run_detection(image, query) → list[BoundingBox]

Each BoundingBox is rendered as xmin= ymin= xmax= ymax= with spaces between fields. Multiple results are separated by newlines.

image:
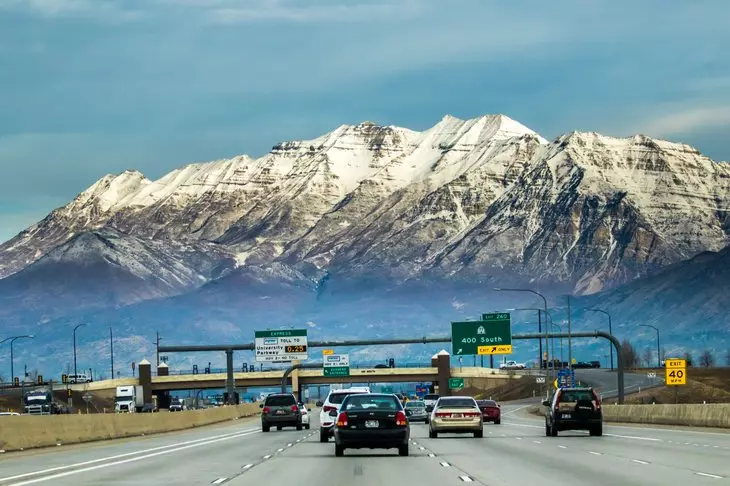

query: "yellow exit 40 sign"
xmin=665 ymin=358 xmax=687 ymax=386
xmin=477 ymin=345 xmax=513 ymax=355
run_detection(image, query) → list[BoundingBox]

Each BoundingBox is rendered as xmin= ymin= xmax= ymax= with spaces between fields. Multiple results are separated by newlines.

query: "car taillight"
xmin=323 ymin=405 xmax=337 ymax=413
xmin=465 ymin=412 xmax=482 ymax=417
xmin=291 ymin=405 xmax=299 ymax=412
xmin=395 ymin=411 xmax=407 ymax=426
xmin=435 ymin=412 xmax=451 ymax=418
xmin=593 ymin=394 xmax=601 ymax=410
xmin=262 ymin=407 xmax=270 ymax=414
xmin=336 ymin=412 xmax=348 ymax=427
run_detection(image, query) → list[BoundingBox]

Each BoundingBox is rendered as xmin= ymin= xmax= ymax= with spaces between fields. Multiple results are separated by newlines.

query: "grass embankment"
xmin=461 ymin=375 xmax=539 ymax=401
xmin=0 ymin=388 xmax=116 ymax=413
xmin=605 ymin=368 xmax=730 ymax=405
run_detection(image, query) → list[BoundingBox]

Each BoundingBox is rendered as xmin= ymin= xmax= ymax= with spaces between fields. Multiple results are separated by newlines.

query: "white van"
xmin=318 ymin=386 xmax=370 ymax=442
xmin=67 ymin=373 xmax=90 ymax=384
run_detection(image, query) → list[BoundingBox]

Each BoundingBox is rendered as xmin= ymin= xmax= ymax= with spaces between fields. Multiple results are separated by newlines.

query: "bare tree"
xmin=699 ymin=350 xmax=715 ymax=368
xmin=683 ymin=352 xmax=694 ymax=367
xmin=620 ymin=339 xmax=640 ymax=369
xmin=642 ymin=347 xmax=654 ymax=368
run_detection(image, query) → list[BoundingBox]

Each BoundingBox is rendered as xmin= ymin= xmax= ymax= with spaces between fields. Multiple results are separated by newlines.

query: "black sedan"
xmin=332 ymin=393 xmax=410 ymax=457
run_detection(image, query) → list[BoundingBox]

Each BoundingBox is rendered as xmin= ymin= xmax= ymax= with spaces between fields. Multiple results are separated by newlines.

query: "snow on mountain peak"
xmin=75 ymin=169 xmax=151 ymax=212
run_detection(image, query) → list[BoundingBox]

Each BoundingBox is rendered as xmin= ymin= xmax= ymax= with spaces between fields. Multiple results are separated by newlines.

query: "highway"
xmin=2 ymin=404 xmax=728 ymax=485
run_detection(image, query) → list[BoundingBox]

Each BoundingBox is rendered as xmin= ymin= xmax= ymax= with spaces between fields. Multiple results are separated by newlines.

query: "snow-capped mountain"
xmin=1 ymin=114 xmax=729 ymax=296
xmin=0 ymin=227 xmax=236 ymax=322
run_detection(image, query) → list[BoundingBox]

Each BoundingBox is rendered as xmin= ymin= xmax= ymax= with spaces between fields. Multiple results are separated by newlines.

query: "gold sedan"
xmin=428 ymin=396 xmax=484 ymax=438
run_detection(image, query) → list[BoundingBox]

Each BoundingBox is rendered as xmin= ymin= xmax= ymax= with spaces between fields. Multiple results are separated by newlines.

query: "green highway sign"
xmin=323 ymin=353 xmax=350 ymax=377
xmin=448 ymin=378 xmax=464 ymax=389
xmin=452 ymin=313 xmax=512 ymax=356
xmin=254 ymin=329 xmax=308 ymax=362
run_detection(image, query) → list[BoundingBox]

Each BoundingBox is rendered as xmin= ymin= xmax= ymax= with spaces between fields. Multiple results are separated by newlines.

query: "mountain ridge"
xmin=1 ymin=113 xmax=729 ymax=298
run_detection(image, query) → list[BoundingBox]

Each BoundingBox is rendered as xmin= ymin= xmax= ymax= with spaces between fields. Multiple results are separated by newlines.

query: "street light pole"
xmin=506 ymin=307 xmax=542 ymax=367
xmin=73 ymin=324 xmax=86 ymax=378
xmin=585 ymin=308 xmax=613 ymax=370
xmin=110 ymin=327 xmax=115 ymax=380
xmin=1 ymin=335 xmax=34 ymax=381
xmin=495 ymin=288 xmax=550 ymax=381
xmin=639 ymin=324 xmax=660 ymax=368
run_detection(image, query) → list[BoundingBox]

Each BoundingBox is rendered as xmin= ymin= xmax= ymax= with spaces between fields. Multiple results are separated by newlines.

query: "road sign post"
xmin=665 ymin=358 xmax=686 ymax=386
xmin=452 ymin=313 xmax=512 ymax=356
xmin=255 ymin=329 xmax=308 ymax=362
xmin=323 ymin=354 xmax=350 ymax=377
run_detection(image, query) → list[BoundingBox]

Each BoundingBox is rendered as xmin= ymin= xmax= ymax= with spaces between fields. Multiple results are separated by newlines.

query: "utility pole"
xmin=537 ymin=310 xmax=543 ymax=368
xmin=156 ymin=331 xmax=161 ymax=367
xmin=567 ymin=295 xmax=572 ymax=369
xmin=110 ymin=327 xmax=115 ymax=380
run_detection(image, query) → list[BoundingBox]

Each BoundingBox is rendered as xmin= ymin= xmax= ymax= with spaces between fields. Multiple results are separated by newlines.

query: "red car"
xmin=477 ymin=399 xmax=501 ymax=424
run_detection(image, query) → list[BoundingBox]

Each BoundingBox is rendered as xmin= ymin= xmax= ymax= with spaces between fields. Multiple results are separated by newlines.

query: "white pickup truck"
xmin=499 ymin=360 xmax=526 ymax=370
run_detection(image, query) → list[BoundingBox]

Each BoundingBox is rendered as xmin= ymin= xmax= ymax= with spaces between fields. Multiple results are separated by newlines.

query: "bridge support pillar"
xmin=291 ymin=360 xmax=300 ymax=401
xmin=225 ymin=349 xmax=235 ymax=405
xmin=138 ymin=359 xmax=153 ymax=405
xmin=437 ymin=353 xmax=451 ymax=396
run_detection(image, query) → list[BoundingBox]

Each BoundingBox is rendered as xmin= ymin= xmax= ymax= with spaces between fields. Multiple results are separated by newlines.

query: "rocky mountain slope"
xmin=0 ymin=227 xmax=236 ymax=323
xmin=1 ymin=114 xmax=729 ymax=297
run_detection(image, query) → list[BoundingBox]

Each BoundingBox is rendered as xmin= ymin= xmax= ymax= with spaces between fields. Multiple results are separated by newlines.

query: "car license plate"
xmin=365 ymin=420 xmax=379 ymax=428
xmin=275 ymin=410 xmax=285 ymax=415
xmin=561 ymin=413 xmax=571 ymax=419
xmin=453 ymin=413 xmax=463 ymax=418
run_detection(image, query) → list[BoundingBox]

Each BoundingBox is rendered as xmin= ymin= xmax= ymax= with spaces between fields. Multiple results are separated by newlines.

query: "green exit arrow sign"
xmin=451 ymin=313 xmax=512 ymax=356
xmin=448 ymin=378 xmax=464 ymax=389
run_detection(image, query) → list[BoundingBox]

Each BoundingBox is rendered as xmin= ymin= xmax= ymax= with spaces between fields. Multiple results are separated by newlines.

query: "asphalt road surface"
xmin=2 ymin=404 xmax=728 ymax=486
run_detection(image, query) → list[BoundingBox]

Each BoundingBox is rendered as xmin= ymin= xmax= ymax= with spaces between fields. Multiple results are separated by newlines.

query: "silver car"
xmin=404 ymin=400 xmax=429 ymax=422
xmin=428 ymin=396 xmax=484 ymax=438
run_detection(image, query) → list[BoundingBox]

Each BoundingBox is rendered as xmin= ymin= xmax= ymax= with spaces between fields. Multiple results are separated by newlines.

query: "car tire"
xmin=305 ymin=423 xmax=310 ymax=429
xmin=545 ymin=423 xmax=551 ymax=437
xmin=277 ymin=426 xmax=282 ymax=431
xmin=335 ymin=445 xmax=344 ymax=457
xmin=495 ymin=419 xmax=501 ymax=425
xmin=296 ymin=424 xmax=303 ymax=431
xmin=320 ymin=431 xmax=329 ymax=443
xmin=474 ymin=430 xmax=483 ymax=438
xmin=398 ymin=445 xmax=409 ymax=457
xmin=550 ymin=425 xmax=558 ymax=437
xmin=429 ymin=430 xmax=437 ymax=439
xmin=263 ymin=425 xmax=270 ymax=433
xmin=590 ymin=424 xmax=603 ymax=437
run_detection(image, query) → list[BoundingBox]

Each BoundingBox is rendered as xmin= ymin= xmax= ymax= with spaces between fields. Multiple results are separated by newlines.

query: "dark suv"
xmin=260 ymin=393 xmax=303 ymax=432
xmin=543 ymin=387 xmax=602 ymax=437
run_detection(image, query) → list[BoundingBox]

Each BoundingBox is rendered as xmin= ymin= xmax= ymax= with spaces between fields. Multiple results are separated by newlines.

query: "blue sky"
xmin=1 ymin=0 xmax=729 ymax=243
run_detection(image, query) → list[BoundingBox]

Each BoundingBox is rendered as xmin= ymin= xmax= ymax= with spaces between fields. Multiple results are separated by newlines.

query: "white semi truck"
xmin=115 ymin=385 xmax=144 ymax=413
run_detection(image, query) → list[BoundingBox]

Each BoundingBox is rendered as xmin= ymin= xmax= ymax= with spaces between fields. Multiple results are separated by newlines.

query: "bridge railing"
xmin=157 ymin=362 xmax=437 ymax=376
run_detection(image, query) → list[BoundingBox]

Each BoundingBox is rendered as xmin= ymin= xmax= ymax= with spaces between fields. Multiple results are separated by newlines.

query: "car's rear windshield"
xmin=437 ymin=398 xmax=476 ymax=408
xmin=424 ymin=394 xmax=439 ymax=400
xmin=265 ymin=395 xmax=296 ymax=406
xmin=328 ymin=391 xmax=367 ymax=404
xmin=405 ymin=401 xmax=425 ymax=408
xmin=477 ymin=400 xmax=497 ymax=407
xmin=560 ymin=390 xmax=595 ymax=402
xmin=343 ymin=395 xmax=400 ymax=410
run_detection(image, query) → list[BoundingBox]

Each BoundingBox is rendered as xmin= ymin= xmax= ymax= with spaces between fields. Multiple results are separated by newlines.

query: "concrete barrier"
xmin=602 ymin=403 xmax=730 ymax=428
xmin=0 ymin=403 xmax=261 ymax=452
xmin=529 ymin=403 xmax=730 ymax=428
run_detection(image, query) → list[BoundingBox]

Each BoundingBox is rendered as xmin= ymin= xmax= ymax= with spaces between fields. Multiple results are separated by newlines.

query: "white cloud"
xmin=636 ymin=106 xmax=730 ymax=138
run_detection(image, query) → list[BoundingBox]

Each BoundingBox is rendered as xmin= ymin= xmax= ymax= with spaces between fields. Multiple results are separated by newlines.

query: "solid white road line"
xmin=0 ymin=428 xmax=257 ymax=483
xmin=696 ymin=472 xmax=723 ymax=479
xmin=631 ymin=459 xmax=650 ymax=465
xmin=589 ymin=451 xmax=602 ymax=456
xmin=9 ymin=430 xmax=260 ymax=486
xmin=459 ymin=476 xmax=474 ymax=482
xmin=242 ymin=464 xmax=254 ymax=470
xmin=440 ymin=462 xmax=451 ymax=467
xmin=212 ymin=478 xmax=227 ymax=484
